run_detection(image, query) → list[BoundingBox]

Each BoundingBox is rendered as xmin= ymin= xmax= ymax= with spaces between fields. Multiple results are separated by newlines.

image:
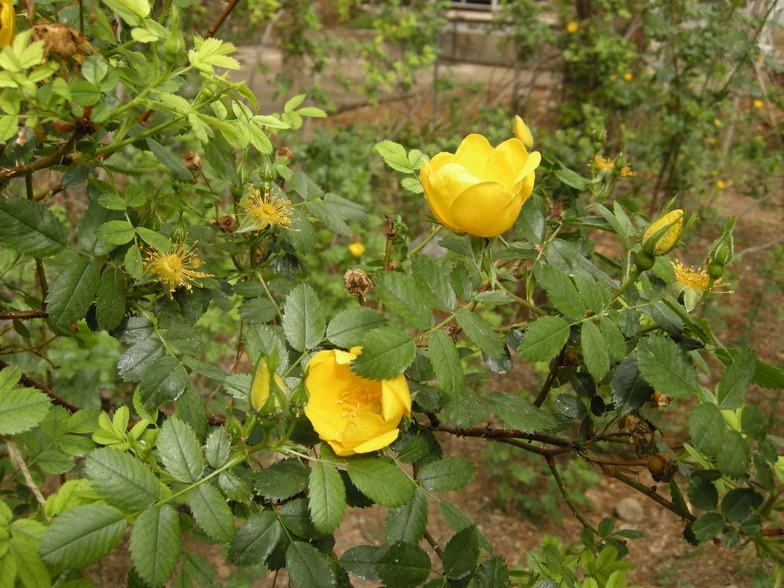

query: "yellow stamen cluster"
xmin=144 ymin=242 xmax=213 ymax=294
xmin=590 ymin=155 xmax=637 ymax=176
xmin=673 ymin=261 xmax=712 ymax=291
xmin=243 ymin=188 xmax=295 ymax=231
xmin=672 ymin=260 xmax=733 ymax=312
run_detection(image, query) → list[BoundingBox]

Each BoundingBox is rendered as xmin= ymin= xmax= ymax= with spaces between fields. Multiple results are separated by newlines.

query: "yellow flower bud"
xmin=0 ymin=0 xmax=15 ymax=47
xmin=642 ymin=209 xmax=684 ymax=256
xmin=753 ymin=99 xmax=764 ymax=110
xmin=304 ymin=348 xmax=411 ymax=456
xmin=513 ymin=115 xmax=534 ymax=149
xmin=623 ymin=72 xmax=633 ymax=82
xmin=420 ymin=133 xmax=541 ymax=238
xmin=716 ymin=180 xmax=726 ymax=190
xmin=348 ymin=242 xmax=365 ymax=258
xmin=566 ymin=22 xmax=579 ymax=34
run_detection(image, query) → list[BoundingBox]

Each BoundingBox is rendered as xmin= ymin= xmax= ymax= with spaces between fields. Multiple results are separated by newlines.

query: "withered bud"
xmin=32 ymin=22 xmax=91 ymax=61
xmin=649 ymin=391 xmax=672 ymax=408
xmin=184 ymin=151 xmax=203 ymax=172
xmin=619 ymin=414 xmax=656 ymax=455
xmin=215 ymin=214 xmax=236 ymax=233
xmin=343 ymin=269 xmax=373 ymax=298
xmin=276 ymin=146 xmax=294 ymax=160
xmin=647 ymin=452 xmax=678 ymax=482
xmin=51 ymin=119 xmax=76 ymax=134
xmin=444 ymin=325 xmax=460 ymax=343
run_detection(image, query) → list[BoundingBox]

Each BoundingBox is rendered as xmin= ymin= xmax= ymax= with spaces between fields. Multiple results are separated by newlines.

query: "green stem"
xmin=546 ymin=456 xmax=599 ymax=535
xmin=408 ymin=224 xmax=442 ymax=257
xmin=611 ymin=267 xmax=642 ymax=302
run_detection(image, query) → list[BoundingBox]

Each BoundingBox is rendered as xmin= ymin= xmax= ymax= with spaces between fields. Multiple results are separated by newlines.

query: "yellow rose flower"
xmin=642 ymin=209 xmax=684 ymax=256
xmin=419 ymin=133 xmax=541 ymax=238
xmin=0 ymin=0 xmax=15 ymax=47
xmin=304 ymin=347 xmax=411 ymax=456
xmin=348 ymin=242 xmax=365 ymax=258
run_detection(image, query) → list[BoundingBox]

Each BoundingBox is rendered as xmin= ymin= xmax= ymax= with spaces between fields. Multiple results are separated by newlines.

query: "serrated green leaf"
xmin=146 ymin=139 xmax=192 ymax=183
xmin=188 ymin=37 xmax=239 ymax=74
xmin=0 ymin=384 xmax=51 ymax=435
xmin=377 ymin=543 xmax=431 ymax=588
xmin=581 ymin=321 xmax=610 ymax=380
xmin=0 ymin=199 xmax=67 ymax=257
xmin=340 ymin=545 xmax=383 ymax=581
xmin=85 ymin=447 xmax=161 ymax=510
xmin=417 ymin=456 xmax=476 ymax=493
xmin=443 ymin=525 xmax=479 ymax=580
xmin=717 ymin=348 xmax=755 ymax=410
xmin=350 ymin=327 xmax=416 ymax=381
xmin=385 ymin=489 xmax=428 ymax=544
xmin=308 ymin=462 xmax=346 ymax=534
xmin=474 ymin=554 xmax=510 ymax=588
xmin=97 ymin=220 xmax=136 ymax=245
xmin=611 ymin=357 xmax=654 ymax=414
xmin=40 ymin=504 xmax=127 ymax=569
xmin=374 ymin=140 xmax=415 ymax=173
xmin=717 ymin=430 xmax=750 ymax=479
xmin=129 ymin=505 xmax=180 ymax=586
xmin=286 ymin=541 xmax=336 ymax=588
xmin=228 ymin=510 xmax=282 ymax=567
xmin=689 ymin=403 xmax=726 ymax=456
xmin=95 ymin=268 xmax=127 ymax=331
xmin=189 ymin=483 xmax=235 ymax=542
xmin=135 ymin=226 xmax=173 ymax=252
xmin=428 ymin=330 xmax=463 ymax=398
xmin=691 ymin=512 xmax=724 ymax=543
xmin=254 ymin=459 xmax=310 ymax=500
xmin=346 ymin=456 xmax=415 ymax=508
xmin=45 ymin=258 xmax=100 ymax=326
xmin=456 ymin=309 xmax=505 ymax=359
xmin=721 ymin=488 xmax=763 ymax=523
xmin=282 ymin=283 xmax=325 ymax=352
xmin=484 ymin=391 xmax=557 ymax=432
xmin=157 ymin=417 xmax=204 ymax=482
xmin=118 ymin=337 xmax=165 ymax=382
xmin=138 ymin=356 xmax=188 ymax=407
xmin=205 ymin=427 xmax=231 ymax=468
xmin=687 ymin=477 xmax=718 ymax=512
xmin=534 ymin=263 xmax=586 ymax=318
xmin=518 ymin=316 xmax=569 ymax=363
xmin=411 ymin=255 xmax=456 ymax=312
xmin=326 ymin=307 xmax=387 ymax=348
xmin=376 ymin=272 xmax=433 ymax=329
xmin=637 ymin=335 xmax=698 ymax=398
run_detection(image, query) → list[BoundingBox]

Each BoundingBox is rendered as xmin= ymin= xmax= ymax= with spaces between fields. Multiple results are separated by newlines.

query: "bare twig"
xmin=7 ymin=440 xmax=48 ymax=510
xmin=0 ymin=310 xmax=48 ymax=320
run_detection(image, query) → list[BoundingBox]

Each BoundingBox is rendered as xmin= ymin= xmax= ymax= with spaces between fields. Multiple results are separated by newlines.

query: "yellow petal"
xmin=514 ymin=116 xmax=534 ymax=149
xmin=451 ymin=134 xmax=494 ymax=176
xmin=513 ymin=151 xmax=541 ymax=186
xmin=426 ymin=151 xmax=456 ymax=176
xmin=422 ymin=162 xmax=482 ymax=230
xmin=449 ymin=181 xmax=521 ymax=238
xmin=341 ymin=413 xmax=394 ymax=452
xmin=250 ymin=360 xmax=270 ymax=411
xmin=381 ymin=376 xmax=411 ymax=422
xmin=0 ymin=0 xmax=15 ymax=48
xmin=484 ymin=138 xmax=530 ymax=191
xmin=351 ymin=429 xmax=401 ymax=454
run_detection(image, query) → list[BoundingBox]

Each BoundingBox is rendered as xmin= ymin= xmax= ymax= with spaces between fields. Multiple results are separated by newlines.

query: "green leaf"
xmin=376 ymin=272 xmax=433 ymax=330
xmin=417 ymin=456 xmax=476 ymax=493
xmin=517 ymin=316 xmax=569 ymax=363
xmin=45 ymin=258 xmax=100 ymax=326
xmin=135 ymin=226 xmax=173 ymax=252
xmin=411 ymin=255 xmax=456 ymax=312
xmin=340 ymin=545 xmax=384 ymax=581
xmin=581 ymin=321 xmax=610 ymax=380
xmin=717 ymin=430 xmax=750 ymax=479
xmin=721 ymin=488 xmax=763 ymax=523
xmin=376 ymin=543 xmax=431 ymax=588
xmin=254 ymin=459 xmax=310 ymax=500
xmin=286 ymin=541 xmax=336 ymax=588
xmin=374 ymin=140 xmax=417 ymax=173
xmin=689 ymin=403 xmax=726 ymax=456
xmin=129 ymin=505 xmax=180 ymax=586
xmin=428 ymin=330 xmax=464 ymax=398
xmin=385 ymin=489 xmax=428 ymax=544
xmin=691 ymin=512 xmax=725 ymax=543
xmin=636 ymin=335 xmax=698 ymax=399
xmin=146 ymin=139 xmax=192 ymax=183
xmin=138 ymin=356 xmax=188 ymax=407
xmin=350 ymin=327 xmax=416 ymax=381
xmin=40 ymin=504 xmax=127 ymax=569
xmin=95 ymin=268 xmax=127 ymax=331
xmin=346 ymin=456 xmax=416 ymax=508
xmin=717 ymin=348 xmax=755 ymax=410
xmin=85 ymin=447 xmax=161 ymax=511
xmin=117 ymin=337 xmax=165 ymax=382
xmin=97 ymin=220 xmax=136 ymax=245
xmin=0 ymin=198 xmax=66 ymax=257
xmin=157 ymin=417 xmax=204 ymax=483
xmin=326 ymin=307 xmax=387 ymax=348
xmin=308 ymin=462 xmax=346 ymax=534
xmin=0 ymin=381 xmax=51 ymax=436
xmin=188 ymin=37 xmax=239 ymax=73
xmin=8 ymin=534 xmax=49 ymax=588
xmin=124 ymin=245 xmax=144 ymax=281
xmin=228 ymin=510 xmax=282 ymax=567
xmin=611 ymin=357 xmax=654 ymax=414
xmin=443 ymin=525 xmax=479 ymax=580
xmin=474 ymin=555 xmax=510 ymax=588
xmin=534 ymin=263 xmax=586 ymax=318
xmin=741 ymin=404 xmax=769 ymax=441
xmin=238 ymin=297 xmax=278 ymax=324
xmin=687 ymin=477 xmax=718 ymax=512
xmin=282 ymin=283 xmax=326 ymax=352
xmin=205 ymin=427 xmax=230 ymax=468
xmin=484 ymin=391 xmax=557 ymax=432
xmin=189 ymin=483 xmax=235 ymax=542
xmin=455 ymin=309 xmax=505 ymax=359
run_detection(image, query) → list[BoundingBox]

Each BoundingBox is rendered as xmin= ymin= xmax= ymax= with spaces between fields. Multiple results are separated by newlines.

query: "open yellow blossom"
xmin=566 ymin=22 xmax=579 ymax=34
xmin=420 ymin=131 xmax=541 ymax=238
xmin=672 ymin=260 xmax=732 ymax=312
xmin=0 ymin=0 xmax=14 ymax=48
xmin=590 ymin=155 xmax=615 ymax=170
xmin=241 ymin=188 xmax=295 ymax=232
xmin=144 ymin=241 xmax=213 ymax=295
xmin=623 ymin=72 xmax=633 ymax=82
xmin=348 ymin=242 xmax=365 ymax=258
xmin=716 ymin=180 xmax=726 ymax=190
xmin=304 ymin=347 xmax=411 ymax=456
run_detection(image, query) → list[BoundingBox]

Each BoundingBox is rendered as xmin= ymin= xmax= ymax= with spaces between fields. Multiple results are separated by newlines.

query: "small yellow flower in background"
xmin=716 ymin=180 xmax=726 ymax=190
xmin=708 ymin=138 xmax=718 ymax=145
xmin=643 ymin=209 xmax=684 ymax=256
xmin=566 ymin=22 xmax=579 ymax=34
xmin=609 ymin=74 xmax=617 ymax=82
xmin=419 ymin=129 xmax=541 ymax=238
xmin=590 ymin=154 xmax=615 ymax=170
xmin=513 ymin=115 xmax=534 ymax=149
xmin=619 ymin=163 xmax=637 ymax=177
xmin=756 ymin=135 xmax=764 ymax=142
xmin=304 ymin=347 xmax=411 ymax=456
xmin=753 ymin=99 xmax=764 ymax=109
xmin=0 ymin=0 xmax=15 ymax=48
xmin=241 ymin=187 xmax=295 ymax=232
xmin=672 ymin=260 xmax=732 ymax=312
xmin=757 ymin=53 xmax=764 ymax=61
xmin=144 ymin=241 xmax=213 ymax=295
xmin=711 ymin=170 xmax=719 ymax=176
xmin=623 ymin=72 xmax=633 ymax=82
xmin=713 ymin=118 xmax=722 ymax=127
xmin=348 ymin=242 xmax=365 ymax=258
